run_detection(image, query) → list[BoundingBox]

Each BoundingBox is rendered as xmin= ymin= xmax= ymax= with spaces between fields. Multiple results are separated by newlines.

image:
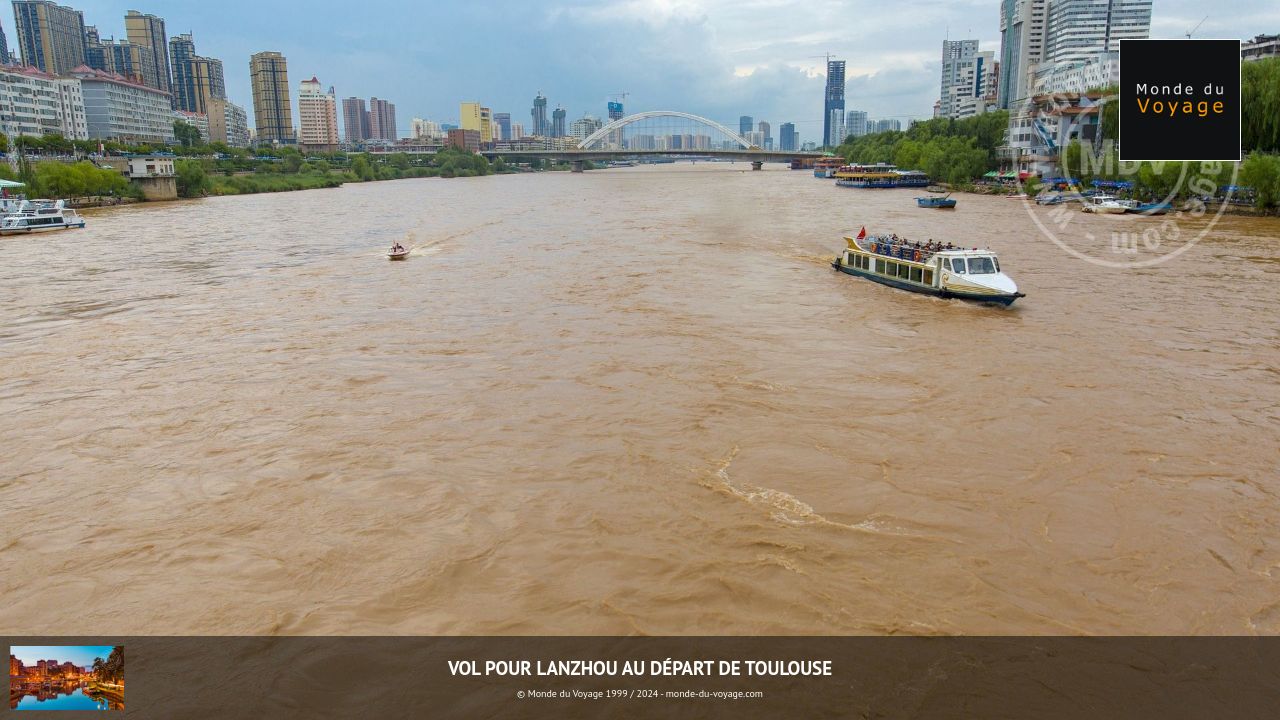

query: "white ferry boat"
xmin=831 ymin=230 xmax=1024 ymax=306
xmin=1081 ymin=195 xmax=1135 ymax=214
xmin=0 ymin=199 xmax=86 ymax=235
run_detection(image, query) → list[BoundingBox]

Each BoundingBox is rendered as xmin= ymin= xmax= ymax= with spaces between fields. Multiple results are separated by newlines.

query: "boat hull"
xmin=388 ymin=252 xmax=409 ymax=260
xmin=916 ymin=198 xmax=957 ymax=208
xmin=0 ymin=221 xmax=85 ymax=235
xmin=832 ymin=261 xmax=1022 ymax=306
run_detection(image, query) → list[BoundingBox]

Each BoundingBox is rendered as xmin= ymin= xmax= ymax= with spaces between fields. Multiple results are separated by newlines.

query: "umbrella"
xmin=0 ymin=179 xmax=25 ymax=188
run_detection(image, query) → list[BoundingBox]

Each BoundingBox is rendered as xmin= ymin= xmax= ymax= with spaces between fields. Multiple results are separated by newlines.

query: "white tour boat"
xmin=0 ymin=199 xmax=86 ymax=235
xmin=1081 ymin=195 xmax=1135 ymax=214
xmin=832 ymin=230 xmax=1024 ymax=306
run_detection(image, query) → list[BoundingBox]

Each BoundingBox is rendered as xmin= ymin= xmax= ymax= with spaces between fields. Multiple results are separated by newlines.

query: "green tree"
xmin=350 ymin=154 xmax=375 ymax=181
xmin=1242 ymin=58 xmax=1280 ymax=153
xmin=1240 ymin=152 xmax=1280 ymax=209
xmin=173 ymin=120 xmax=202 ymax=147
xmin=175 ymin=159 xmax=212 ymax=197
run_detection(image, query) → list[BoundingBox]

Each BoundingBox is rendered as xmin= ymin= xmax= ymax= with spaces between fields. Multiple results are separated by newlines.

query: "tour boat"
xmin=831 ymin=229 xmax=1024 ymax=306
xmin=388 ymin=245 xmax=410 ymax=260
xmin=1081 ymin=195 xmax=1134 ymax=214
xmin=834 ymin=163 xmax=901 ymax=188
xmin=813 ymin=158 xmax=843 ymax=178
xmin=916 ymin=195 xmax=957 ymax=209
xmin=0 ymin=199 xmax=86 ymax=235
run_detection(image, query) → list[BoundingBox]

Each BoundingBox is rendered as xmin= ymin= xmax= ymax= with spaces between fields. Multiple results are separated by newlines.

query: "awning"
xmin=0 ymin=179 xmax=25 ymax=188
xmin=1018 ymin=172 xmax=1031 ymax=179
xmin=1000 ymin=171 xmax=1018 ymax=179
xmin=982 ymin=171 xmax=999 ymax=178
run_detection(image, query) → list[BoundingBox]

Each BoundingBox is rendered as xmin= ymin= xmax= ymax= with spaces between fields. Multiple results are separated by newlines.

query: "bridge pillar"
xmin=751 ymin=161 xmax=763 ymax=171
xmin=571 ymin=160 xmax=585 ymax=173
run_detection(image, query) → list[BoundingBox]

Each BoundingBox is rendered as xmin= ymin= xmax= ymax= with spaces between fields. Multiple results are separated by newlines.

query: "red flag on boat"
xmin=856 ymin=226 xmax=866 ymax=240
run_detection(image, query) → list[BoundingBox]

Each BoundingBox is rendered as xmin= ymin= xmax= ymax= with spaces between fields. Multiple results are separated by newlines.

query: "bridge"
xmin=478 ymin=111 xmax=823 ymax=171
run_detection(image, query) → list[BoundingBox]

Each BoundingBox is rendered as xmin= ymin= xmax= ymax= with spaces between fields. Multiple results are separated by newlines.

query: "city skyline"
xmin=0 ymin=0 xmax=1275 ymax=138
xmin=10 ymin=645 xmax=113 ymax=669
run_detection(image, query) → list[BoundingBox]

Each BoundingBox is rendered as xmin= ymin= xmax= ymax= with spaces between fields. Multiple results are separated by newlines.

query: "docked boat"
xmin=388 ymin=244 xmax=410 ymax=260
xmin=1081 ymin=194 xmax=1134 ymax=214
xmin=831 ymin=229 xmax=1023 ymax=306
xmin=813 ymin=158 xmax=843 ymax=178
xmin=916 ymin=195 xmax=957 ymax=209
xmin=1127 ymin=201 xmax=1172 ymax=215
xmin=1035 ymin=193 xmax=1065 ymax=205
xmin=0 ymin=199 xmax=86 ymax=235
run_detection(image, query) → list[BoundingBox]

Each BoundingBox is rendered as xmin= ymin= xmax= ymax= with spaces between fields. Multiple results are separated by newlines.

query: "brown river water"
xmin=2 ymin=164 xmax=1278 ymax=635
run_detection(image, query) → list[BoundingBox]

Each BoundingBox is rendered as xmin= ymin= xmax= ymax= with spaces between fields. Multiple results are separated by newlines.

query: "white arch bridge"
xmin=477 ymin=110 xmax=822 ymax=170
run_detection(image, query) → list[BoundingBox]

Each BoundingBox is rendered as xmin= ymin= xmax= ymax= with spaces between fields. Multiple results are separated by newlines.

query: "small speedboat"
xmin=1081 ymin=195 xmax=1134 ymax=214
xmin=1127 ymin=202 xmax=1172 ymax=215
xmin=388 ymin=245 xmax=410 ymax=260
xmin=916 ymin=195 xmax=956 ymax=209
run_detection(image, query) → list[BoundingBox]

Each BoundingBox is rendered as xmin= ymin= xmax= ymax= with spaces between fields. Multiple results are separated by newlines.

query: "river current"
xmin=2 ymin=164 xmax=1277 ymax=635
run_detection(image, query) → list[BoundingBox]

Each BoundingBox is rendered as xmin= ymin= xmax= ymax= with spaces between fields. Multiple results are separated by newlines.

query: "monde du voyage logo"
xmin=1120 ymin=39 xmax=1242 ymax=162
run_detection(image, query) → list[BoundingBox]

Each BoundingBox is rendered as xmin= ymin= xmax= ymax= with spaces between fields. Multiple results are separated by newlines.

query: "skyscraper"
xmin=459 ymin=102 xmax=482 ymax=135
xmin=249 ymin=51 xmax=294 ymax=144
xmin=169 ymin=34 xmax=195 ymax=110
xmin=939 ymin=39 xmax=995 ymax=119
xmin=368 ymin=97 xmax=396 ymax=141
xmin=493 ymin=112 xmax=511 ymax=142
xmin=1044 ymin=0 xmax=1151 ymax=65
xmin=0 ymin=18 xmax=8 ymax=64
xmin=551 ymin=106 xmax=566 ymax=138
xmin=297 ymin=77 xmax=338 ymax=152
xmin=341 ymin=97 xmax=369 ymax=142
xmin=844 ymin=110 xmax=868 ymax=139
xmin=124 ymin=10 xmax=170 ymax=95
xmin=997 ymin=0 xmax=1048 ymax=109
xmin=13 ymin=0 xmax=86 ymax=75
xmin=756 ymin=120 xmax=771 ymax=150
xmin=823 ymin=58 xmax=845 ymax=147
xmin=105 ymin=38 xmax=160 ymax=89
xmin=531 ymin=92 xmax=548 ymax=136
xmin=738 ymin=115 xmax=753 ymax=137
xmin=779 ymin=122 xmax=797 ymax=152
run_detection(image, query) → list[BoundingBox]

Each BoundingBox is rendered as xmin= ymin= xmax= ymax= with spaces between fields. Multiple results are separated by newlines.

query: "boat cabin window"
xmin=967 ymin=257 xmax=996 ymax=274
xmin=950 ymin=258 xmax=966 ymax=274
xmin=910 ymin=267 xmax=923 ymax=283
xmin=876 ymin=259 xmax=887 ymax=275
xmin=896 ymin=264 xmax=909 ymax=279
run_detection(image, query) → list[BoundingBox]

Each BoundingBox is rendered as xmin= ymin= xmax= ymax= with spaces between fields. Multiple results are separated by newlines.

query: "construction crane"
xmin=1186 ymin=15 xmax=1208 ymax=39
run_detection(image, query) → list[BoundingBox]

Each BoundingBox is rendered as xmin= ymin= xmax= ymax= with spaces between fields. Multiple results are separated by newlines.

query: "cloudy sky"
xmin=25 ymin=0 xmax=1280 ymax=143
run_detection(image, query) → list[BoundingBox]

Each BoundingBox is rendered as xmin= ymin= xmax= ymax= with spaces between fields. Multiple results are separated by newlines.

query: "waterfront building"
xmin=72 ymin=64 xmax=174 ymax=143
xmin=102 ymin=154 xmax=176 ymax=199
xmin=493 ymin=111 xmax=510 ymax=141
xmin=1004 ymin=90 xmax=1104 ymax=176
xmin=187 ymin=55 xmax=225 ymax=115
xmin=105 ymin=39 xmax=161 ymax=91
xmin=738 ymin=115 xmax=752 ymax=137
xmin=530 ymin=92 xmax=547 ymax=136
xmin=207 ymin=97 xmax=250 ymax=147
xmin=10 ymin=654 xmax=21 ymax=677
xmin=249 ymin=51 xmax=294 ymax=144
xmin=480 ymin=106 xmax=493 ymax=144
xmin=551 ymin=106 xmax=566 ymax=137
xmin=569 ymin=114 xmax=602 ymax=143
xmin=997 ymin=0 xmax=1047 ymax=110
xmin=446 ymin=127 xmax=479 ymax=152
xmin=0 ymin=64 xmax=86 ymax=139
xmin=778 ymin=122 xmax=797 ymax=151
xmin=297 ymin=76 xmax=338 ymax=153
xmin=124 ymin=10 xmax=170 ymax=94
xmin=1043 ymin=0 xmax=1151 ymax=66
xmin=168 ymin=33 xmax=194 ymax=110
xmin=459 ymin=101 xmax=481 ymax=134
xmin=369 ymin=97 xmax=396 ymax=141
xmin=757 ymin=120 xmax=771 ymax=150
xmin=341 ymin=96 xmax=368 ymax=142
xmin=13 ymin=0 xmax=86 ymax=75
xmin=939 ymin=39 xmax=996 ymax=120
xmin=174 ymin=109 xmax=208 ymax=140
xmin=823 ymin=58 xmax=845 ymax=146
xmin=1242 ymin=34 xmax=1279 ymax=61
xmin=1029 ymin=50 xmax=1117 ymax=95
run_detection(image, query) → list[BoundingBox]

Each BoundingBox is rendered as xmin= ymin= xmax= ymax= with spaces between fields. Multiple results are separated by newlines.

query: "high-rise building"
xmin=410 ymin=117 xmax=441 ymax=140
xmin=124 ymin=10 xmax=170 ymax=95
xmin=756 ymin=120 xmax=771 ymax=150
xmin=0 ymin=19 xmax=9 ymax=64
xmin=368 ymin=97 xmax=395 ymax=141
xmin=106 ymin=39 xmax=160 ymax=91
xmin=872 ymin=118 xmax=901 ymax=133
xmin=997 ymin=0 xmax=1048 ymax=109
xmin=778 ymin=122 xmax=797 ymax=152
xmin=569 ymin=115 xmax=602 ymax=142
xmin=249 ymin=51 xmax=294 ymax=144
xmin=843 ymin=110 xmax=868 ymax=139
xmin=530 ymin=92 xmax=547 ymax=136
xmin=939 ymin=39 xmax=996 ymax=119
xmin=1242 ymin=34 xmax=1280 ymax=62
xmin=480 ymin=106 xmax=492 ymax=144
xmin=551 ymin=106 xmax=565 ymax=137
xmin=341 ymin=97 xmax=368 ymax=142
xmin=168 ymin=33 xmax=194 ymax=110
xmin=738 ymin=115 xmax=752 ymax=137
xmin=459 ymin=102 xmax=481 ymax=135
xmin=13 ymin=0 xmax=86 ymax=75
xmin=0 ymin=64 xmax=86 ymax=139
xmin=1044 ymin=0 xmax=1151 ymax=66
xmin=823 ymin=58 xmax=845 ymax=147
xmin=297 ymin=76 xmax=338 ymax=152
xmin=509 ymin=122 xmax=524 ymax=139
xmin=72 ymin=65 xmax=174 ymax=142
xmin=207 ymin=97 xmax=250 ymax=147
xmin=493 ymin=112 xmax=510 ymax=141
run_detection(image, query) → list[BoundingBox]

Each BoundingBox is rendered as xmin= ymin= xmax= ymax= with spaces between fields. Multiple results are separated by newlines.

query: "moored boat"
xmin=831 ymin=229 xmax=1023 ymax=306
xmin=1081 ymin=194 xmax=1134 ymax=214
xmin=813 ymin=158 xmax=843 ymax=178
xmin=1127 ymin=201 xmax=1172 ymax=215
xmin=0 ymin=199 xmax=86 ymax=235
xmin=916 ymin=195 xmax=957 ymax=209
